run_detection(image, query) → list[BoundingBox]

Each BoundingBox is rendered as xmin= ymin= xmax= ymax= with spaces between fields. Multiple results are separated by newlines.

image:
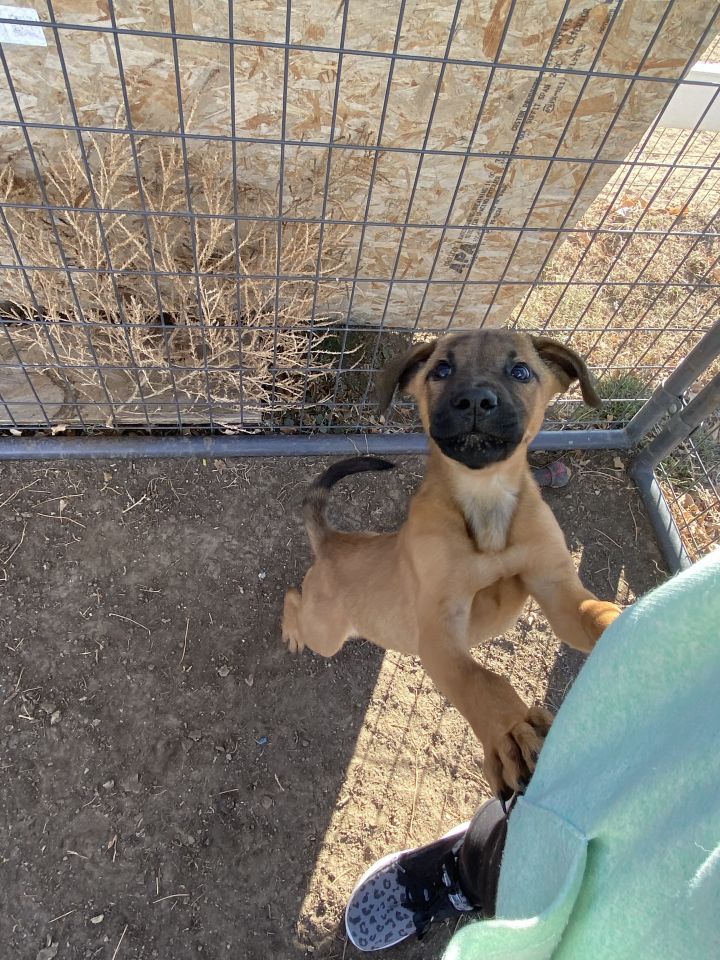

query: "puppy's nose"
xmin=451 ymin=386 xmax=499 ymax=415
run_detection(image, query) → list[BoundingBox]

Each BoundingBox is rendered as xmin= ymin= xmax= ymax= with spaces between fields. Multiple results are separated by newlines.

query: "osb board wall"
xmin=0 ymin=0 xmax=716 ymax=329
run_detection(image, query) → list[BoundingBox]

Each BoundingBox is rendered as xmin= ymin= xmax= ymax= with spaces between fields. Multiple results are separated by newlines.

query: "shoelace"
xmin=400 ymin=797 xmax=518 ymax=940
xmin=399 ymin=851 xmax=468 ymax=940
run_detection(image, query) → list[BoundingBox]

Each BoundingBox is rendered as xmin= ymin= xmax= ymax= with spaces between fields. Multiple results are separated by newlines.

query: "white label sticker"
xmin=0 ymin=6 xmax=47 ymax=47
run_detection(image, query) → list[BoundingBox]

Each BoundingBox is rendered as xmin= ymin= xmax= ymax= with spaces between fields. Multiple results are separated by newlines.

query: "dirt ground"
xmin=0 ymin=451 xmax=665 ymax=960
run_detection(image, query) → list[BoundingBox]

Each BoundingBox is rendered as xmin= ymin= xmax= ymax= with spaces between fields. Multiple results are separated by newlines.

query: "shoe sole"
xmin=345 ymin=821 xmax=471 ymax=952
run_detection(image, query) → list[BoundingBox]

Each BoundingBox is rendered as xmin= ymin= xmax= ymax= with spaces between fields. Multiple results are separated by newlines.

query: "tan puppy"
xmin=282 ymin=331 xmax=621 ymax=796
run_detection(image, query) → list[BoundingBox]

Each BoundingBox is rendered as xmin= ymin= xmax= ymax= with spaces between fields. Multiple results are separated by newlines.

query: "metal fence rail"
xmin=0 ymin=1 xmax=718 ymax=570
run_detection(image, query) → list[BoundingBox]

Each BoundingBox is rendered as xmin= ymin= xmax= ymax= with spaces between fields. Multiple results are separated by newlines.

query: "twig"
xmin=627 ymin=499 xmax=639 ymax=543
xmin=2 ymin=521 xmax=27 ymax=566
xmin=4 ymin=684 xmax=41 ymax=707
xmin=0 ymin=478 xmax=41 ymax=509
xmin=180 ymin=618 xmax=189 ymax=666
xmin=36 ymin=513 xmax=86 ymax=528
xmin=122 ymin=492 xmax=149 ymax=514
xmin=153 ymin=893 xmax=190 ymax=903
xmin=49 ymin=908 xmax=76 ymax=923
xmin=3 ymin=667 xmax=25 ymax=706
xmin=594 ymin=528 xmax=622 ymax=549
xmin=575 ymin=469 xmax=627 ymax=484
xmin=111 ymin=924 xmax=128 ymax=960
xmin=109 ymin=613 xmax=150 ymax=634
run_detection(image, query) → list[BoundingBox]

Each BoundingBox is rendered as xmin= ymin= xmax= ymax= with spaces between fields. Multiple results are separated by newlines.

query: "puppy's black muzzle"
xmin=430 ymin=382 xmax=525 ymax=469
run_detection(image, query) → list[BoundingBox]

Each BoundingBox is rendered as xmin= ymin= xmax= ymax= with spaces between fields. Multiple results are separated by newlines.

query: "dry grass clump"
xmin=0 ymin=133 xmax=349 ymax=426
xmin=665 ymin=483 xmax=720 ymax=561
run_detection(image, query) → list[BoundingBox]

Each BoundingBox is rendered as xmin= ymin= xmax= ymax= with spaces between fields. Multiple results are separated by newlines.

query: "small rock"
xmin=50 ymin=710 xmax=62 ymax=726
xmin=261 ymin=795 xmax=273 ymax=809
xmin=217 ymin=666 xmax=230 ymax=678
xmin=90 ymin=914 xmax=104 ymax=924
xmin=244 ymin=674 xmax=254 ymax=688
xmin=36 ymin=940 xmax=58 ymax=960
xmin=188 ymin=730 xmax=202 ymax=741
xmin=257 ymin=571 xmax=267 ymax=581
xmin=40 ymin=701 xmax=57 ymax=715
xmin=102 ymin=779 xmax=115 ymax=791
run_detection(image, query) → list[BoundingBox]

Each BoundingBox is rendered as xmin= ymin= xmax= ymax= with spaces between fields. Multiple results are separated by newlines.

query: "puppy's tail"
xmin=303 ymin=455 xmax=395 ymax=551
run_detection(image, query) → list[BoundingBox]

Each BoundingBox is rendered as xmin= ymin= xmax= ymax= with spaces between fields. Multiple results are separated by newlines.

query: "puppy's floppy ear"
xmin=532 ymin=336 xmax=601 ymax=409
xmin=376 ymin=340 xmax=436 ymax=414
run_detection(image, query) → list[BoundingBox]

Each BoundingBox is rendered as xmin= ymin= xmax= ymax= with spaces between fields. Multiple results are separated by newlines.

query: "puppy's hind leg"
xmin=281 ymin=567 xmax=349 ymax=658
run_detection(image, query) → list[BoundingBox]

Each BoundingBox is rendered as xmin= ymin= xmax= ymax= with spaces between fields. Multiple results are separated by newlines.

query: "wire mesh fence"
xmin=0 ymin=0 xmax=718 ymax=560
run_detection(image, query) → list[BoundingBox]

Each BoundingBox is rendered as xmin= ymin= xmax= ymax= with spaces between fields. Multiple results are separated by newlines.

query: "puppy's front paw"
xmin=483 ymin=705 xmax=553 ymax=798
xmin=281 ymin=588 xmax=304 ymax=653
xmin=580 ymin=599 xmax=622 ymax=646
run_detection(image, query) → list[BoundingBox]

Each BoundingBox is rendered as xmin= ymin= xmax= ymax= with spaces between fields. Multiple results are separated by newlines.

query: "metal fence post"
xmin=625 ymin=319 xmax=720 ymax=445
xmin=629 ymin=372 xmax=720 ymax=573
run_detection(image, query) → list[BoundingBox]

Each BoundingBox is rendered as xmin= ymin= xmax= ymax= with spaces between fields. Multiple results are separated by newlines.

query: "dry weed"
xmin=0 ymin=133 xmax=351 ymax=425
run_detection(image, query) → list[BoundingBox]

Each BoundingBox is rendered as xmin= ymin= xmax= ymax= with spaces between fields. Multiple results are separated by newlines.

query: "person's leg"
xmin=457 ymin=797 xmax=509 ymax=915
xmin=345 ymin=797 xmax=512 ymax=952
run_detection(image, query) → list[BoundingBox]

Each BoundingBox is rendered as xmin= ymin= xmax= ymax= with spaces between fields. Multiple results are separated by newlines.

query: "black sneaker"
xmin=344 ymin=822 xmax=476 ymax=952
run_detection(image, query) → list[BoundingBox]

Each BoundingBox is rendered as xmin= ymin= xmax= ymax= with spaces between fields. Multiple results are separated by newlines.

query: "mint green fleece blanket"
xmin=445 ymin=548 xmax=720 ymax=960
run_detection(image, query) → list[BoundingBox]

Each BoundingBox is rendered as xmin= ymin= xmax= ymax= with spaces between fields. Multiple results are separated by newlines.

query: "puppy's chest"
xmin=459 ymin=488 xmax=517 ymax=553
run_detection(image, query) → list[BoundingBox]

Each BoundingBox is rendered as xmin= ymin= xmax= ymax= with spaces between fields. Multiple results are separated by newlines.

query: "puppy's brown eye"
xmin=430 ymin=359 xmax=453 ymax=380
